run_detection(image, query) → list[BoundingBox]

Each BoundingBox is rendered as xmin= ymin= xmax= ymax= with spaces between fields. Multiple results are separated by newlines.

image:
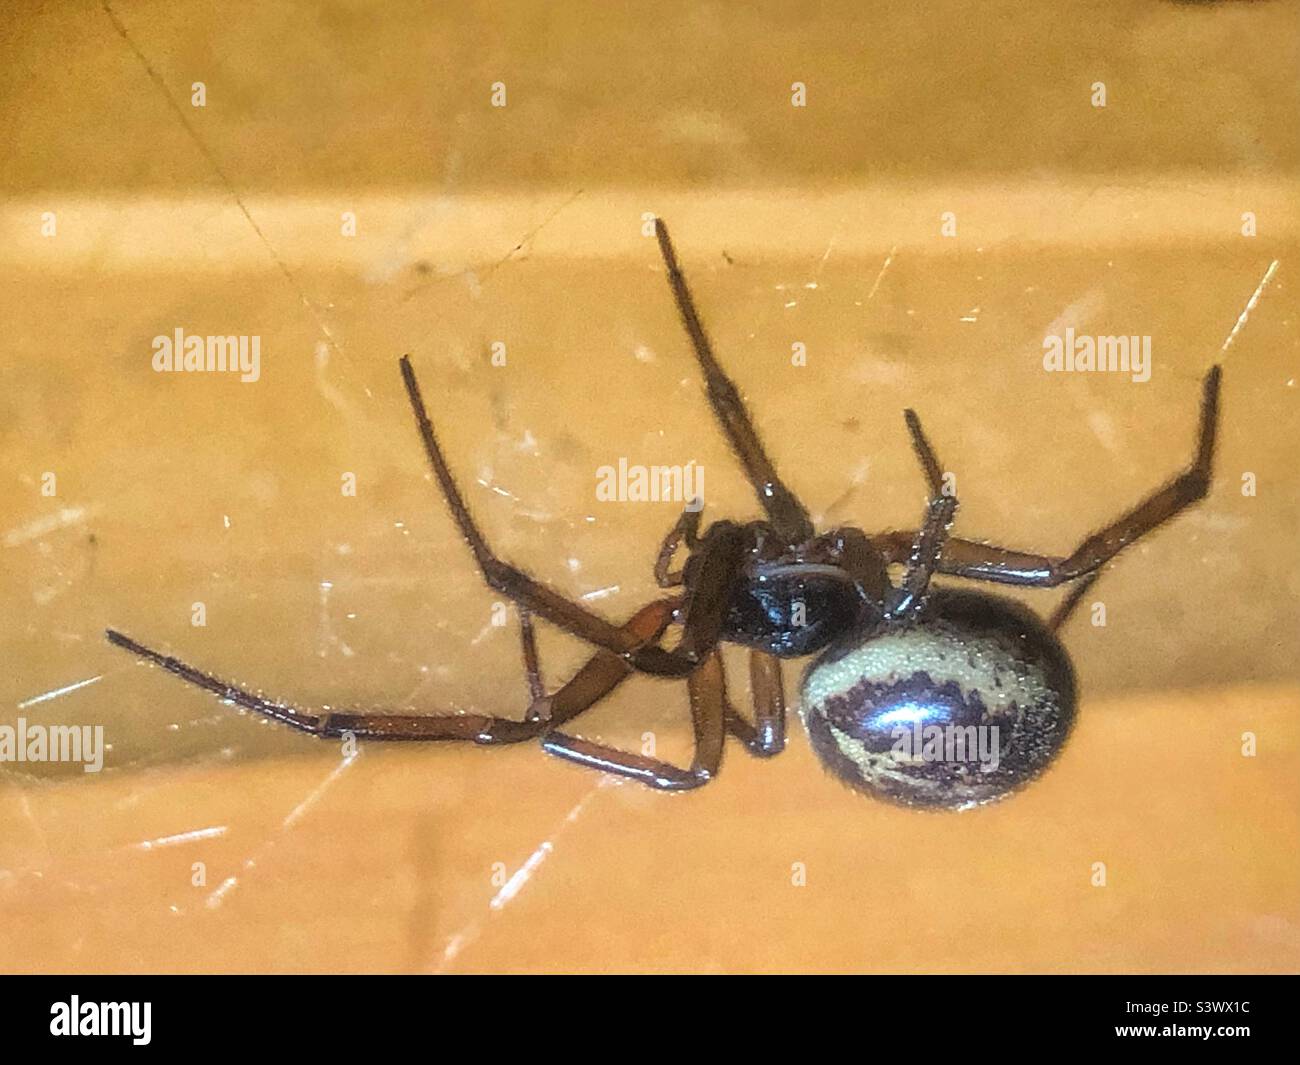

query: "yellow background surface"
xmin=1 ymin=1 xmax=1296 ymax=972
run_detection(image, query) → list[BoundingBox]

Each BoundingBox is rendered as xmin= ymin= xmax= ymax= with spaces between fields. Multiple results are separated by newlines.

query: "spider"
xmin=107 ymin=219 xmax=1222 ymax=809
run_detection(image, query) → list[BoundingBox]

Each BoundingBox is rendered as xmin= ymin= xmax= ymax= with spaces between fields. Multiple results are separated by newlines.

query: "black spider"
xmin=107 ymin=219 xmax=1222 ymax=809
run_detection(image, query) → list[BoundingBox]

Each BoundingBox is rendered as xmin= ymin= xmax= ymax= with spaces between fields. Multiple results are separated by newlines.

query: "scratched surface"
xmin=1 ymin=1 xmax=1298 ymax=973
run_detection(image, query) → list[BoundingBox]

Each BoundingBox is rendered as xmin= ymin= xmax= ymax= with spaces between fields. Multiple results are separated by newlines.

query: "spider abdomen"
xmin=799 ymin=589 xmax=1077 ymax=809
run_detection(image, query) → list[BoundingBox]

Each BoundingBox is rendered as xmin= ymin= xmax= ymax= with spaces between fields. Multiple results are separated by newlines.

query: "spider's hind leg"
xmin=104 ymin=597 xmax=677 ymax=744
xmin=870 ymin=365 xmax=1223 ymax=592
xmin=888 ymin=408 xmax=959 ymax=617
xmin=1048 ymin=571 xmax=1101 ymax=632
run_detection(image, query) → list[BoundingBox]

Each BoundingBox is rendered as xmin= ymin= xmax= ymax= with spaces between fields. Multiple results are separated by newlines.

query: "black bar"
xmin=0 ymin=975 xmax=1293 ymax=1052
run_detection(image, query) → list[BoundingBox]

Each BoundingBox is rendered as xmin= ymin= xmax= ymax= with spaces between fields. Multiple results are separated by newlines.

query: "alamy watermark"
xmin=1042 ymin=328 xmax=1151 ymax=383
xmin=50 ymin=997 xmax=150 ymax=1045
xmin=151 ymin=328 xmax=261 ymax=382
xmin=596 ymin=458 xmax=704 ymax=510
xmin=890 ymin=722 xmax=1000 ymax=773
xmin=0 ymin=718 xmax=104 ymax=772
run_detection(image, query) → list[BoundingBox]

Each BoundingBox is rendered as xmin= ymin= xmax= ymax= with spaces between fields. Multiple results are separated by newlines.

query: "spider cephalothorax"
xmin=108 ymin=218 xmax=1221 ymax=808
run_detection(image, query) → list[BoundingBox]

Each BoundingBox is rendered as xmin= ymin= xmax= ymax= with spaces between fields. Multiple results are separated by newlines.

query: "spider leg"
xmin=399 ymin=356 xmax=641 ymax=654
xmin=826 ymin=526 xmax=891 ymax=603
xmin=664 ymin=519 xmax=748 ymax=660
xmin=888 ymin=409 xmax=959 ymax=616
xmin=724 ymin=650 xmax=786 ymax=757
xmin=870 ymin=531 xmax=1057 ymax=584
xmin=400 ymin=355 xmax=737 ymax=679
xmin=870 ymin=365 xmax=1221 ymax=589
xmin=603 ymin=518 xmax=747 ymax=675
xmin=653 ymin=502 xmax=703 ymax=588
xmin=653 ymin=218 xmax=815 ymax=546
xmin=542 ymin=647 xmax=729 ymax=790
xmin=518 ymin=607 xmax=546 ymax=714
xmin=1048 ymin=571 xmax=1101 ymax=632
xmin=104 ymin=598 xmax=677 ymax=744
xmin=904 ymin=407 xmax=946 ymax=494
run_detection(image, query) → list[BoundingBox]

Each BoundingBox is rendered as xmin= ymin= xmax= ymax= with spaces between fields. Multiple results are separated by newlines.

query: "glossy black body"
xmin=724 ymin=564 xmax=865 ymax=657
xmin=677 ymin=519 xmax=884 ymax=659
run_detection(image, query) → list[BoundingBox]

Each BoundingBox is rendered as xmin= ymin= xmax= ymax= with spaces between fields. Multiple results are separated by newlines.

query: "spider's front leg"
xmin=654 ymin=219 xmax=814 ymax=546
xmin=105 ymin=597 xmax=677 ymax=745
xmin=400 ymin=355 xmax=743 ymax=680
xmin=653 ymin=502 xmax=702 ymax=588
